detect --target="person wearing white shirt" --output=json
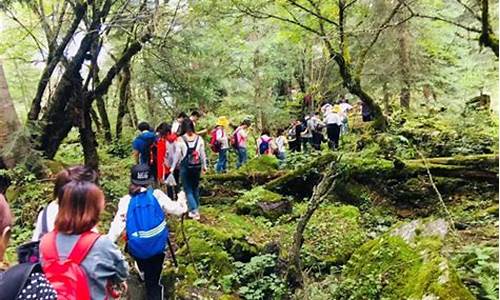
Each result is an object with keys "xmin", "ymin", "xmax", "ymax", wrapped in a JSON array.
[
  {"xmin": 340, "ymin": 99, "xmax": 353, "ymax": 134},
  {"xmin": 324, "ymin": 107, "xmax": 342, "ymax": 149},
  {"xmin": 107, "ymin": 164, "xmax": 187, "ymax": 300}
]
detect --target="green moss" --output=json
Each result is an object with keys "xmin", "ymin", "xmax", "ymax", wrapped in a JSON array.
[
  {"xmin": 238, "ymin": 155, "xmax": 279, "ymax": 173},
  {"xmin": 276, "ymin": 205, "xmax": 366, "ymax": 266},
  {"xmin": 334, "ymin": 226, "xmax": 474, "ymax": 299},
  {"xmin": 235, "ymin": 187, "xmax": 291, "ymax": 219}
]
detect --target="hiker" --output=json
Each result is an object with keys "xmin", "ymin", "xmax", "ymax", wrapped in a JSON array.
[
  {"xmin": 287, "ymin": 121, "xmax": 298, "ymax": 152},
  {"xmin": 154, "ymin": 122, "xmax": 170, "ymax": 184},
  {"xmin": 210, "ymin": 116, "xmax": 230, "ymax": 173},
  {"xmin": 321, "ymin": 101, "xmax": 333, "ymax": 117},
  {"xmin": 164, "ymin": 125, "xmax": 182, "ymax": 200},
  {"xmin": 360, "ymin": 101, "xmax": 373, "ymax": 122},
  {"xmin": 325, "ymin": 105, "xmax": 342, "ymax": 149},
  {"xmin": 275, "ymin": 128, "xmax": 288, "ymax": 162},
  {"xmin": 301, "ymin": 116, "xmax": 313, "ymax": 152},
  {"xmin": 340, "ymin": 99, "xmax": 353, "ymax": 134},
  {"xmin": 32, "ymin": 165, "xmax": 99, "ymax": 241},
  {"xmin": 232, "ymin": 118, "xmax": 251, "ymax": 168},
  {"xmin": 39, "ymin": 181, "xmax": 129, "ymax": 299},
  {"xmin": 132, "ymin": 122, "xmax": 156, "ymax": 165},
  {"xmin": 190, "ymin": 111, "xmax": 208, "ymax": 136},
  {"xmin": 179, "ymin": 119, "xmax": 207, "ymax": 220},
  {"xmin": 257, "ymin": 130, "xmax": 276, "ymax": 156},
  {"xmin": 172, "ymin": 112, "xmax": 188, "ymax": 135},
  {"xmin": 291, "ymin": 120, "xmax": 304, "ymax": 152},
  {"xmin": 154, "ymin": 122, "xmax": 181, "ymax": 193},
  {"xmin": 0, "ymin": 194, "xmax": 58, "ymax": 300},
  {"xmin": 310, "ymin": 112, "xmax": 325, "ymax": 150},
  {"xmin": 108, "ymin": 164, "xmax": 187, "ymax": 300}
]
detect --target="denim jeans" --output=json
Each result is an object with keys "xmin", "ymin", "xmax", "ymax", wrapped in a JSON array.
[
  {"xmin": 216, "ymin": 149, "xmax": 228, "ymax": 173},
  {"xmin": 236, "ymin": 147, "xmax": 247, "ymax": 168},
  {"xmin": 180, "ymin": 167, "xmax": 201, "ymax": 212}
]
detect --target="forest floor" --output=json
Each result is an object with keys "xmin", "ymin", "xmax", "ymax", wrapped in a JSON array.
[{"xmin": 4, "ymin": 109, "xmax": 499, "ymax": 300}]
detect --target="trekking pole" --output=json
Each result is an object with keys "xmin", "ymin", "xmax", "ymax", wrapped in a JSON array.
[
  {"xmin": 167, "ymin": 238, "xmax": 178, "ymax": 268},
  {"xmin": 180, "ymin": 213, "xmax": 199, "ymax": 276}
]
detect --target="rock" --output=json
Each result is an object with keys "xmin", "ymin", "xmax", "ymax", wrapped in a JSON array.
[
  {"xmin": 333, "ymin": 219, "xmax": 474, "ymax": 299},
  {"xmin": 390, "ymin": 218, "xmax": 448, "ymax": 244},
  {"xmin": 235, "ymin": 187, "xmax": 292, "ymax": 220}
]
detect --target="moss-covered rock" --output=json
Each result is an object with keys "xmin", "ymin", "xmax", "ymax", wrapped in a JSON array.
[
  {"xmin": 333, "ymin": 219, "xmax": 474, "ymax": 299},
  {"xmin": 235, "ymin": 187, "xmax": 292, "ymax": 220},
  {"xmin": 171, "ymin": 207, "xmax": 277, "ymax": 288},
  {"xmin": 276, "ymin": 204, "xmax": 366, "ymax": 267},
  {"xmin": 239, "ymin": 155, "xmax": 279, "ymax": 173}
]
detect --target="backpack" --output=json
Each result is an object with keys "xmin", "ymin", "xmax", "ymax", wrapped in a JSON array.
[
  {"xmin": 230, "ymin": 128, "xmax": 240, "ymax": 149},
  {"xmin": 40, "ymin": 231, "xmax": 100, "ymax": 300},
  {"xmin": 0, "ymin": 263, "xmax": 57, "ymax": 300},
  {"xmin": 182, "ymin": 136, "xmax": 202, "ymax": 170},
  {"xmin": 259, "ymin": 138, "xmax": 271, "ymax": 155},
  {"xmin": 126, "ymin": 188, "xmax": 169, "ymax": 259},
  {"xmin": 209, "ymin": 128, "xmax": 222, "ymax": 153}
]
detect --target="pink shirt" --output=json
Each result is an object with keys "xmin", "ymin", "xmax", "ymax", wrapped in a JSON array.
[{"xmin": 236, "ymin": 127, "xmax": 248, "ymax": 148}]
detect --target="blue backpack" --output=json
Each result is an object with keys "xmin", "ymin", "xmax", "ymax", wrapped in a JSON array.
[
  {"xmin": 126, "ymin": 188, "xmax": 168, "ymax": 259},
  {"xmin": 259, "ymin": 138, "xmax": 271, "ymax": 155}
]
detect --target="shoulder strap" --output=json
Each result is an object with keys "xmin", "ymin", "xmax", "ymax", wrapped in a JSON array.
[
  {"xmin": 41, "ymin": 206, "xmax": 49, "ymax": 236},
  {"xmin": 67, "ymin": 232, "xmax": 101, "ymax": 265},
  {"xmin": 40, "ymin": 231, "xmax": 59, "ymax": 261},
  {"xmin": 193, "ymin": 136, "xmax": 199, "ymax": 149}
]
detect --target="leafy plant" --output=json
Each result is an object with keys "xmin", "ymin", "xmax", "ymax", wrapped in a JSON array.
[{"xmin": 221, "ymin": 254, "xmax": 286, "ymax": 299}]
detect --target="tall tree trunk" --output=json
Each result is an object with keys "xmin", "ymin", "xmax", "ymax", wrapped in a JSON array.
[
  {"xmin": 79, "ymin": 97, "xmax": 99, "ymax": 170},
  {"xmin": 90, "ymin": 107, "xmax": 101, "ymax": 132},
  {"xmin": 398, "ymin": 21, "xmax": 411, "ymax": 110},
  {"xmin": 479, "ymin": 0, "xmax": 499, "ymax": 57},
  {"xmin": 96, "ymin": 95, "xmax": 112, "ymax": 140},
  {"xmin": 0, "ymin": 62, "xmax": 22, "ymax": 168},
  {"xmin": 116, "ymin": 63, "xmax": 131, "ymax": 139},
  {"xmin": 128, "ymin": 93, "xmax": 138, "ymax": 128},
  {"xmin": 383, "ymin": 82, "xmax": 392, "ymax": 115},
  {"xmin": 145, "ymin": 85, "xmax": 155, "ymax": 120}
]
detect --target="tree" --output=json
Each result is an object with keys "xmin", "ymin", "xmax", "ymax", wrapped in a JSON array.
[{"xmin": 231, "ymin": 0, "xmax": 415, "ymax": 129}]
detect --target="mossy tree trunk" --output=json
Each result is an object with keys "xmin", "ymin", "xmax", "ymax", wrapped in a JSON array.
[{"xmin": 116, "ymin": 63, "xmax": 131, "ymax": 140}]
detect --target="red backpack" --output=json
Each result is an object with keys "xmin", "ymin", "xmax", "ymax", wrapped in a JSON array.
[
  {"xmin": 209, "ymin": 128, "xmax": 222, "ymax": 153},
  {"xmin": 40, "ymin": 231, "xmax": 100, "ymax": 300}
]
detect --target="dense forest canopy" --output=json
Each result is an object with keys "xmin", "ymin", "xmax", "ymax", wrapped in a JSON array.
[{"xmin": 0, "ymin": 0, "xmax": 498, "ymax": 299}]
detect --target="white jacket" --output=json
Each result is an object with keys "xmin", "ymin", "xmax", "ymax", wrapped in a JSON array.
[{"xmin": 107, "ymin": 189, "xmax": 187, "ymax": 243}]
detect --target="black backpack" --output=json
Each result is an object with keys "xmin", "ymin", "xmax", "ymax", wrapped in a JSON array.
[
  {"xmin": 0, "ymin": 263, "xmax": 56, "ymax": 300},
  {"xmin": 182, "ymin": 136, "xmax": 202, "ymax": 170}
]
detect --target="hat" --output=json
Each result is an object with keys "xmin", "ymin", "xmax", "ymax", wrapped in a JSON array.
[
  {"xmin": 131, "ymin": 164, "xmax": 153, "ymax": 185},
  {"xmin": 216, "ymin": 116, "xmax": 229, "ymax": 128},
  {"xmin": 332, "ymin": 104, "xmax": 341, "ymax": 113}
]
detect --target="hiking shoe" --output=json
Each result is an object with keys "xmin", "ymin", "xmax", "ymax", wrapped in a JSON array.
[
  {"xmin": 134, "ymin": 261, "xmax": 145, "ymax": 281},
  {"xmin": 188, "ymin": 211, "xmax": 201, "ymax": 220}
]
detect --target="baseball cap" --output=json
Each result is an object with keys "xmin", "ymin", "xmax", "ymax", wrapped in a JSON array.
[{"xmin": 131, "ymin": 164, "xmax": 153, "ymax": 185}]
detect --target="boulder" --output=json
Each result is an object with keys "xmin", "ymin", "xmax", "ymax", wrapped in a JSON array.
[{"xmin": 333, "ymin": 218, "xmax": 474, "ymax": 299}]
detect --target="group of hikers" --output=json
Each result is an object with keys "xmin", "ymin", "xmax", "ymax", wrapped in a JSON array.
[
  {"xmin": 0, "ymin": 96, "xmax": 366, "ymax": 300},
  {"xmin": 1, "ymin": 164, "xmax": 187, "ymax": 299}
]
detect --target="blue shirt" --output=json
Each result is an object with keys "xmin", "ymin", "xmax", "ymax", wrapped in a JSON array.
[{"xmin": 132, "ymin": 131, "xmax": 156, "ymax": 164}]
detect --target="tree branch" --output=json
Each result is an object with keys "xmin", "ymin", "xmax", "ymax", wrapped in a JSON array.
[
  {"xmin": 231, "ymin": 0, "xmax": 323, "ymax": 36},
  {"xmin": 287, "ymin": 0, "xmax": 339, "ymax": 27},
  {"xmin": 355, "ymin": 0, "xmax": 408, "ymax": 77},
  {"xmin": 28, "ymin": 2, "xmax": 88, "ymax": 121}
]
